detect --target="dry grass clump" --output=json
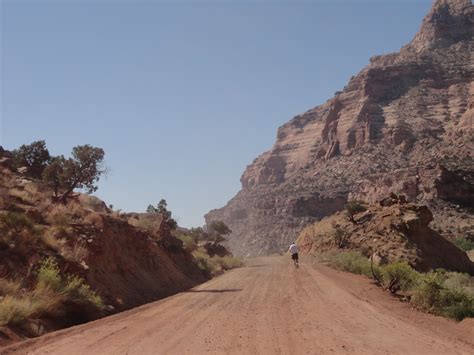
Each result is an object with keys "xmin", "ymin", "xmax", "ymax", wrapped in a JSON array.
[
  {"xmin": 61, "ymin": 242, "xmax": 89, "ymax": 263},
  {"xmin": 0, "ymin": 258, "xmax": 102, "ymax": 327},
  {"xmin": 83, "ymin": 212, "xmax": 103, "ymax": 229},
  {"xmin": 0, "ymin": 296, "xmax": 40, "ymax": 325},
  {"xmin": 0, "ymin": 277, "xmax": 22, "ymax": 297},
  {"xmin": 44, "ymin": 204, "xmax": 73, "ymax": 225},
  {"xmin": 40, "ymin": 230, "xmax": 67, "ymax": 252},
  {"xmin": 0, "ymin": 212, "xmax": 41, "ymax": 252},
  {"xmin": 214, "ymin": 256, "xmax": 244, "ymax": 270},
  {"xmin": 192, "ymin": 248, "xmax": 243, "ymax": 276},
  {"xmin": 322, "ymin": 251, "xmax": 375, "ymax": 278}
]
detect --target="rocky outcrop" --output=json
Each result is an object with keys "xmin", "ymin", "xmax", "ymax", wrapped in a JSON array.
[
  {"xmin": 297, "ymin": 197, "xmax": 474, "ymax": 274},
  {"xmin": 206, "ymin": 0, "xmax": 474, "ymax": 256}
]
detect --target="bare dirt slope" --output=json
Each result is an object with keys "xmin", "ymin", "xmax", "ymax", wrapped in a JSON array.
[{"xmin": 3, "ymin": 256, "xmax": 474, "ymax": 355}]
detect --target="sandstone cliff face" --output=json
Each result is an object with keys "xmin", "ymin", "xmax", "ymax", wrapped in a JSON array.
[{"xmin": 206, "ymin": 0, "xmax": 474, "ymax": 256}]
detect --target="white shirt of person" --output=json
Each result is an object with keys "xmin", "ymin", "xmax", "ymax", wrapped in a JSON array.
[{"xmin": 289, "ymin": 243, "xmax": 298, "ymax": 254}]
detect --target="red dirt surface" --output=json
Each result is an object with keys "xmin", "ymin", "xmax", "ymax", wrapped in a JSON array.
[{"xmin": 3, "ymin": 256, "xmax": 473, "ymax": 354}]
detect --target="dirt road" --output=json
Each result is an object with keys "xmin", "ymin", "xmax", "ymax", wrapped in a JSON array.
[{"xmin": 4, "ymin": 256, "xmax": 474, "ymax": 354}]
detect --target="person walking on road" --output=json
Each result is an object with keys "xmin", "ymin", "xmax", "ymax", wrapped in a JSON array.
[{"xmin": 288, "ymin": 242, "xmax": 299, "ymax": 268}]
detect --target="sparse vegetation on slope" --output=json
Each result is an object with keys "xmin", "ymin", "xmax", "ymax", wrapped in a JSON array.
[
  {"xmin": 0, "ymin": 145, "xmax": 209, "ymax": 345},
  {"xmin": 173, "ymin": 220, "xmax": 242, "ymax": 276},
  {"xmin": 321, "ymin": 251, "xmax": 474, "ymax": 320},
  {"xmin": 192, "ymin": 248, "xmax": 243, "ymax": 276},
  {"xmin": 0, "ymin": 258, "xmax": 102, "ymax": 327}
]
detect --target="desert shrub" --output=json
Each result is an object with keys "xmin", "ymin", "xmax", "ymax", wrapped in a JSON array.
[
  {"xmin": 440, "ymin": 288, "xmax": 474, "ymax": 320},
  {"xmin": 36, "ymin": 258, "xmax": 62, "ymax": 292},
  {"xmin": 332, "ymin": 224, "xmax": 349, "ymax": 248},
  {"xmin": 326, "ymin": 251, "xmax": 373, "ymax": 277},
  {"xmin": 453, "ymin": 237, "xmax": 474, "ymax": 251},
  {"xmin": 412, "ymin": 271, "xmax": 474, "ymax": 320},
  {"xmin": 221, "ymin": 256, "xmax": 243, "ymax": 270},
  {"xmin": 443, "ymin": 271, "xmax": 474, "ymax": 296},
  {"xmin": 411, "ymin": 271, "xmax": 445, "ymax": 312},
  {"xmin": 324, "ymin": 252, "xmax": 474, "ymax": 321},
  {"xmin": 0, "ymin": 257, "xmax": 103, "ymax": 327},
  {"xmin": 211, "ymin": 256, "xmax": 243, "ymax": 271},
  {"xmin": 177, "ymin": 234, "xmax": 198, "ymax": 253},
  {"xmin": 345, "ymin": 200, "xmax": 366, "ymax": 224},
  {"xmin": 192, "ymin": 249, "xmax": 242, "ymax": 276},
  {"xmin": 192, "ymin": 248, "xmax": 216, "ymax": 275},
  {"xmin": 63, "ymin": 275, "xmax": 103, "ymax": 308},
  {"xmin": 36, "ymin": 257, "xmax": 101, "ymax": 305},
  {"xmin": 381, "ymin": 262, "xmax": 419, "ymax": 294}
]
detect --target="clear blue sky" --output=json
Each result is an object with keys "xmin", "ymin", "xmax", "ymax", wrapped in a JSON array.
[{"xmin": 1, "ymin": 0, "xmax": 432, "ymax": 227}]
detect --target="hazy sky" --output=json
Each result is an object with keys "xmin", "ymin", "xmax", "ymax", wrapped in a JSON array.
[{"xmin": 1, "ymin": 0, "xmax": 432, "ymax": 227}]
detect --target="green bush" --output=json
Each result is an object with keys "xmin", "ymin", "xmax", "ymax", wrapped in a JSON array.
[
  {"xmin": 381, "ymin": 262, "xmax": 419, "ymax": 293},
  {"xmin": 63, "ymin": 275, "xmax": 103, "ymax": 308},
  {"xmin": 411, "ymin": 270, "xmax": 474, "ymax": 321},
  {"xmin": 411, "ymin": 271, "xmax": 445, "ymax": 312},
  {"xmin": 36, "ymin": 258, "xmax": 62, "ymax": 292},
  {"xmin": 327, "ymin": 251, "xmax": 372, "ymax": 276},
  {"xmin": 192, "ymin": 248, "xmax": 216, "ymax": 275},
  {"xmin": 36, "ymin": 258, "xmax": 102, "ymax": 306},
  {"xmin": 453, "ymin": 237, "xmax": 474, "ymax": 252},
  {"xmin": 443, "ymin": 271, "xmax": 474, "ymax": 296},
  {"xmin": 440, "ymin": 288, "xmax": 474, "ymax": 320},
  {"xmin": 324, "ymin": 252, "xmax": 474, "ymax": 321}
]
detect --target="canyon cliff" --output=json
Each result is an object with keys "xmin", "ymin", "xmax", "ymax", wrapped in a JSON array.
[{"xmin": 206, "ymin": 0, "xmax": 474, "ymax": 256}]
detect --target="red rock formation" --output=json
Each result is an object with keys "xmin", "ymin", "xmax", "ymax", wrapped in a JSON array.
[
  {"xmin": 297, "ymin": 197, "xmax": 474, "ymax": 274},
  {"xmin": 206, "ymin": 0, "xmax": 473, "ymax": 256}
]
